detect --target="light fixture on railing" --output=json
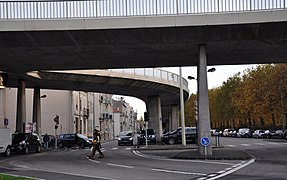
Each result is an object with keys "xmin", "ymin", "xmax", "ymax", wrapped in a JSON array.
[{"xmin": 0, "ymin": 72, "xmax": 9, "ymax": 89}]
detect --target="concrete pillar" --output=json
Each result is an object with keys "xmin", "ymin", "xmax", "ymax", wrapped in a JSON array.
[
  {"xmin": 33, "ymin": 87, "xmax": 41, "ymax": 136},
  {"xmin": 171, "ymin": 105, "xmax": 179, "ymax": 130},
  {"xmin": 197, "ymin": 44, "xmax": 212, "ymax": 156},
  {"xmin": 16, "ymin": 80, "xmax": 26, "ymax": 132},
  {"xmin": 147, "ymin": 95, "xmax": 162, "ymax": 142},
  {"xmin": 168, "ymin": 112, "xmax": 172, "ymax": 131}
]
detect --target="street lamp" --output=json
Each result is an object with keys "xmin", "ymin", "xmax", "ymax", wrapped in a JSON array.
[{"xmin": 187, "ymin": 67, "xmax": 216, "ymax": 147}]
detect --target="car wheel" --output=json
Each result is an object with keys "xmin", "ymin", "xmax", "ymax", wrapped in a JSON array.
[
  {"xmin": 118, "ymin": 143, "xmax": 121, "ymax": 146},
  {"xmin": 168, "ymin": 138, "xmax": 175, "ymax": 145},
  {"xmin": 80, "ymin": 142, "xmax": 85, "ymax": 149},
  {"xmin": 5, "ymin": 146, "xmax": 11, "ymax": 156},
  {"xmin": 36, "ymin": 145, "xmax": 41, "ymax": 153},
  {"xmin": 24, "ymin": 146, "xmax": 29, "ymax": 154},
  {"xmin": 58, "ymin": 142, "xmax": 64, "ymax": 148},
  {"xmin": 130, "ymin": 141, "xmax": 133, "ymax": 146}
]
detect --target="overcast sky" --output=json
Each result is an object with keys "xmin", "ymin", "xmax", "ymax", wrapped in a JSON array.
[{"xmin": 114, "ymin": 64, "xmax": 257, "ymax": 119}]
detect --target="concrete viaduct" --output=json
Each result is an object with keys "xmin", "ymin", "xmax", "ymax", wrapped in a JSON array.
[{"xmin": 1, "ymin": 0, "xmax": 287, "ymax": 155}]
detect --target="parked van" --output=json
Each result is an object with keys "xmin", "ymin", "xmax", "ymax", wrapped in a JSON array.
[{"xmin": 0, "ymin": 128, "xmax": 12, "ymax": 156}]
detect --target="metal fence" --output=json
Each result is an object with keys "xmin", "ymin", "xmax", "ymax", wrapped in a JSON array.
[
  {"xmin": 0, "ymin": 0, "xmax": 286, "ymax": 19},
  {"xmin": 109, "ymin": 68, "xmax": 189, "ymax": 89}
]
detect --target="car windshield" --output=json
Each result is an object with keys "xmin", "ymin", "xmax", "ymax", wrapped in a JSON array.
[
  {"xmin": 76, "ymin": 134, "xmax": 89, "ymax": 140},
  {"xmin": 119, "ymin": 131, "xmax": 132, "ymax": 136},
  {"xmin": 141, "ymin": 129, "xmax": 155, "ymax": 135},
  {"xmin": 12, "ymin": 133, "xmax": 27, "ymax": 141}
]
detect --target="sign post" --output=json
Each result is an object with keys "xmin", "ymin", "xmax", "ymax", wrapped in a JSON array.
[
  {"xmin": 54, "ymin": 115, "xmax": 59, "ymax": 149},
  {"xmin": 200, "ymin": 137, "xmax": 210, "ymax": 156}
]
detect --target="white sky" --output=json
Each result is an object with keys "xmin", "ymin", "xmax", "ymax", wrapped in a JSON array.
[{"xmin": 115, "ymin": 64, "xmax": 257, "ymax": 119}]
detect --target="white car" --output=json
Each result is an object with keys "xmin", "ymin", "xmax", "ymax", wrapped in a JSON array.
[{"xmin": 0, "ymin": 128, "xmax": 12, "ymax": 156}]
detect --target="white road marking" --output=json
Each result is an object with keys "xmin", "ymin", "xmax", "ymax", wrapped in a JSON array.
[
  {"xmin": 133, "ymin": 150, "xmax": 235, "ymax": 166},
  {"xmin": 107, "ymin": 163, "xmax": 134, "ymax": 169},
  {"xmin": 86, "ymin": 157, "xmax": 101, "ymax": 163},
  {"xmin": 12, "ymin": 164, "xmax": 115, "ymax": 180},
  {"xmin": 206, "ymin": 159, "xmax": 255, "ymax": 180},
  {"xmin": 152, "ymin": 168, "xmax": 206, "ymax": 176},
  {"xmin": 111, "ymin": 147, "xmax": 118, "ymax": 150},
  {"xmin": 225, "ymin": 145, "xmax": 236, "ymax": 147},
  {"xmin": 125, "ymin": 148, "xmax": 132, "ymax": 150},
  {"xmin": 240, "ymin": 144, "xmax": 251, "ymax": 146}
]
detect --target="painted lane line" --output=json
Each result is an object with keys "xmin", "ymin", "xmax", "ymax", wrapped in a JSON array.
[
  {"xmin": 111, "ymin": 147, "xmax": 118, "ymax": 150},
  {"xmin": 133, "ymin": 150, "xmax": 236, "ymax": 166},
  {"xmin": 152, "ymin": 168, "xmax": 206, "ymax": 176},
  {"xmin": 12, "ymin": 164, "xmax": 115, "ymax": 180},
  {"xmin": 107, "ymin": 163, "xmax": 134, "ymax": 169},
  {"xmin": 207, "ymin": 174, "xmax": 217, "ymax": 177},
  {"xmin": 240, "ymin": 144, "xmax": 251, "ymax": 146},
  {"xmin": 207, "ymin": 159, "xmax": 255, "ymax": 180},
  {"xmin": 216, "ymin": 170, "xmax": 226, "ymax": 174},
  {"xmin": 87, "ymin": 158, "xmax": 101, "ymax": 163},
  {"xmin": 197, "ymin": 177, "xmax": 207, "ymax": 180},
  {"xmin": 125, "ymin": 148, "xmax": 132, "ymax": 150},
  {"xmin": 225, "ymin": 145, "xmax": 236, "ymax": 147}
]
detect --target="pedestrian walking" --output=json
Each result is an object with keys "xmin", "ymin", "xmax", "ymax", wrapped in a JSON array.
[
  {"xmin": 87, "ymin": 129, "xmax": 104, "ymax": 159},
  {"xmin": 43, "ymin": 133, "xmax": 50, "ymax": 149}
]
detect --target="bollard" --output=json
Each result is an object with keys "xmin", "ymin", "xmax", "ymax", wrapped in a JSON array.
[
  {"xmin": 215, "ymin": 134, "xmax": 220, "ymax": 147},
  {"xmin": 137, "ymin": 136, "xmax": 140, "ymax": 148}
]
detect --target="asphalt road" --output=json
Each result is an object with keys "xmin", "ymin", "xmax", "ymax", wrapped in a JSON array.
[{"xmin": 0, "ymin": 138, "xmax": 287, "ymax": 180}]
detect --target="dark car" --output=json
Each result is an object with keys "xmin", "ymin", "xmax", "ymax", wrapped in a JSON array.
[
  {"xmin": 57, "ymin": 133, "xmax": 92, "ymax": 149},
  {"xmin": 117, "ymin": 131, "xmax": 133, "ymax": 146},
  {"xmin": 11, "ymin": 132, "xmax": 41, "ymax": 154},
  {"xmin": 161, "ymin": 127, "xmax": 197, "ymax": 145},
  {"xmin": 273, "ymin": 130, "xmax": 284, "ymax": 139},
  {"xmin": 139, "ymin": 129, "xmax": 156, "ymax": 145},
  {"xmin": 41, "ymin": 134, "xmax": 55, "ymax": 148}
]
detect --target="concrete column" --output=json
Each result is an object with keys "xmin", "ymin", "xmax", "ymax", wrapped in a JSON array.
[
  {"xmin": 33, "ymin": 87, "xmax": 41, "ymax": 136},
  {"xmin": 147, "ymin": 95, "xmax": 162, "ymax": 142},
  {"xmin": 197, "ymin": 44, "xmax": 212, "ymax": 156},
  {"xmin": 168, "ymin": 112, "xmax": 172, "ymax": 131},
  {"xmin": 16, "ymin": 80, "xmax": 26, "ymax": 132},
  {"xmin": 171, "ymin": 105, "xmax": 179, "ymax": 130}
]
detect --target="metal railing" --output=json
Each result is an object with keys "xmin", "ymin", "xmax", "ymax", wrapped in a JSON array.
[
  {"xmin": 108, "ymin": 68, "xmax": 189, "ymax": 89},
  {"xmin": 0, "ymin": 0, "xmax": 286, "ymax": 19}
]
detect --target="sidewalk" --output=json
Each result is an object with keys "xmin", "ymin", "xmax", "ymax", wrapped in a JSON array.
[{"xmin": 134, "ymin": 144, "xmax": 252, "ymax": 160}]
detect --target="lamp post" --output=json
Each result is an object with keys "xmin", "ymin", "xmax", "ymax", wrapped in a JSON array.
[
  {"xmin": 187, "ymin": 67, "xmax": 216, "ymax": 148},
  {"xmin": 179, "ymin": 67, "xmax": 186, "ymax": 146}
]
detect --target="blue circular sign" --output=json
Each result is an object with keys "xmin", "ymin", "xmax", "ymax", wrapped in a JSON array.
[{"xmin": 200, "ymin": 137, "xmax": 210, "ymax": 147}]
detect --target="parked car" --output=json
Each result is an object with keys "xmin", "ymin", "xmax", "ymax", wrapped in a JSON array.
[
  {"xmin": 11, "ymin": 132, "xmax": 41, "ymax": 154},
  {"xmin": 273, "ymin": 130, "xmax": 284, "ymax": 139},
  {"xmin": 139, "ymin": 129, "xmax": 156, "ymax": 145},
  {"xmin": 211, "ymin": 129, "xmax": 222, "ymax": 136},
  {"xmin": 223, "ymin": 128, "xmax": 236, "ymax": 137},
  {"xmin": 237, "ymin": 128, "xmax": 251, "ymax": 138},
  {"xmin": 57, "ymin": 133, "xmax": 93, "ymax": 149},
  {"xmin": 161, "ymin": 127, "xmax": 197, "ymax": 145},
  {"xmin": 252, "ymin": 129, "xmax": 266, "ymax": 138},
  {"xmin": 41, "ymin": 134, "xmax": 55, "ymax": 148},
  {"xmin": 117, "ymin": 131, "xmax": 133, "ymax": 146},
  {"xmin": 0, "ymin": 128, "xmax": 12, "ymax": 156}
]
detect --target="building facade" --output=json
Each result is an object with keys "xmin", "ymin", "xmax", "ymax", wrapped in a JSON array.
[{"xmin": 0, "ymin": 88, "xmax": 139, "ymax": 140}]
